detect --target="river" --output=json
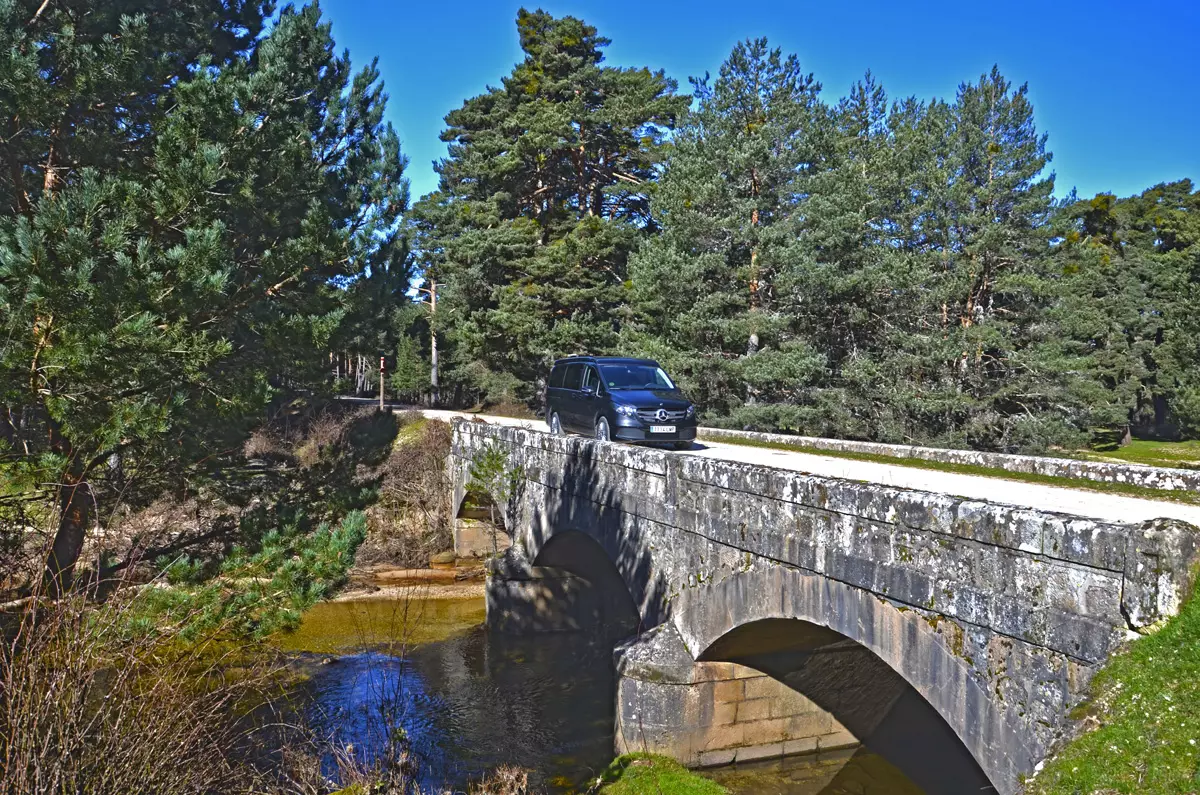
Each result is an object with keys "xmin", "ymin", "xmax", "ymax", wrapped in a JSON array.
[{"xmin": 278, "ymin": 594, "xmax": 926, "ymax": 794}]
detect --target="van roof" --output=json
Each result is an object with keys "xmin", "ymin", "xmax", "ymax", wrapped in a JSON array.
[{"xmin": 552, "ymin": 356, "xmax": 658, "ymax": 367}]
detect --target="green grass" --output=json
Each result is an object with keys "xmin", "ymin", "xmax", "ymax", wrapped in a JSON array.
[
  {"xmin": 1028, "ymin": 591, "xmax": 1200, "ymax": 794},
  {"xmin": 1075, "ymin": 438, "xmax": 1200, "ymax": 470},
  {"xmin": 700, "ymin": 432, "xmax": 1200, "ymax": 506},
  {"xmin": 594, "ymin": 754, "xmax": 729, "ymax": 795}
]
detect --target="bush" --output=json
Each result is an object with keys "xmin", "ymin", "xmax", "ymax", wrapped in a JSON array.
[{"xmin": 358, "ymin": 419, "xmax": 454, "ymax": 568}]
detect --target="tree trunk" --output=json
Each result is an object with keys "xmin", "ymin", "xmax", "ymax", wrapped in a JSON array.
[
  {"xmin": 43, "ymin": 434, "xmax": 93, "ymax": 596},
  {"xmin": 747, "ymin": 170, "xmax": 761, "ymax": 356}
]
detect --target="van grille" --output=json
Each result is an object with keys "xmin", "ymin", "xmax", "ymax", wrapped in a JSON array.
[{"xmin": 636, "ymin": 408, "xmax": 688, "ymax": 423}]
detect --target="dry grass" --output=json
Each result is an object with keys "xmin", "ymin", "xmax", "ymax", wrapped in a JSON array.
[
  {"xmin": 0, "ymin": 589, "xmax": 278, "ymax": 795},
  {"xmin": 358, "ymin": 419, "xmax": 454, "ymax": 569}
]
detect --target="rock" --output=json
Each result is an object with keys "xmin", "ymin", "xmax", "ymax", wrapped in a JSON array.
[{"xmin": 430, "ymin": 549, "xmax": 457, "ymax": 566}]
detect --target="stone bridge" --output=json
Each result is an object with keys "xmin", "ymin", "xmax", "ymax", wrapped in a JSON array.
[{"xmin": 448, "ymin": 420, "xmax": 1200, "ymax": 795}]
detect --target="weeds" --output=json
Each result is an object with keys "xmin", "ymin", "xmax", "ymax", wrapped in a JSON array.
[{"xmin": 0, "ymin": 588, "xmax": 277, "ymax": 795}]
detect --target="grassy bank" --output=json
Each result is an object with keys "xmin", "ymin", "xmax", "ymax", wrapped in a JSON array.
[
  {"xmin": 701, "ymin": 433, "xmax": 1200, "ymax": 506},
  {"xmin": 594, "ymin": 754, "xmax": 728, "ymax": 794},
  {"xmin": 1075, "ymin": 438, "xmax": 1200, "ymax": 470},
  {"xmin": 1027, "ymin": 592, "xmax": 1200, "ymax": 793}
]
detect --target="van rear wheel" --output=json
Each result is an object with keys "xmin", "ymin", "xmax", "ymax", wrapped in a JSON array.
[
  {"xmin": 549, "ymin": 412, "xmax": 563, "ymax": 436},
  {"xmin": 595, "ymin": 417, "xmax": 611, "ymax": 442}
]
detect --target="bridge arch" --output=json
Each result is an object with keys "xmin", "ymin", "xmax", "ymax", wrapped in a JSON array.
[
  {"xmin": 671, "ymin": 563, "xmax": 1036, "ymax": 794},
  {"xmin": 695, "ymin": 617, "xmax": 991, "ymax": 794},
  {"xmin": 530, "ymin": 529, "xmax": 641, "ymax": 638}
]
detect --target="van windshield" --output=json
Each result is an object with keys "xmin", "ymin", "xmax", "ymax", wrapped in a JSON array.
[{"xmin": 599, "ymin": 364, "xmax": 676, "ymax": 391}]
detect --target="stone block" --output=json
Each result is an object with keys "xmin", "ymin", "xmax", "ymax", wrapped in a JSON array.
[
  {"xmin": 734, "ymin": 698, "xmax": 771, "ymax": 723},
  {"xmin": 712, "ymin": 679, "xmax": 744, "ymax": 702},
  {"xmin": 818, "ymin": 728, "xmax": 859, "ymax": 750},
  {"xmin": 702, "ymin": 724, "xmax": 744, "ymax": 751},
  {"xmin": 742, "ymin": 675, "xmax": 782, "ymax": 700},
  {"xmin": 770, "ymin": 690, "xmax": 819, "ymax": 718},
  {"xmin": 786, "ymin": 711, "xmax": 834, "ymax": 738},
  {"xmin": 740, "ymin": 717, "xmax": 791, "ymax": 746},
  {"xmin": 698, "ymin": 749, "xmax": 736, "ymax": 767},
  {"xmin": 711, "ymin": 701, "xmax": 738, "ymax": 727},
  {"xmin": 783, "ymin": 736, "xmax": 821, "ymax": 756},
  {"xmin": 735, "ymin": 742, "xmax": 786, "ymax": 762}
]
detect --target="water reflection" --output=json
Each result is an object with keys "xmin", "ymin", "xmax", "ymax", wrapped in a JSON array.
[
  {"xmin": 289, "ymin": 598, "xmax": 928, "ymax": 794},
  {"xmin": 298, "ymin": 625, "xmax": 617, "ymax": 792},
  {"xmin": 704, "ymin": 747, "xmax": 925, "ymax": 795}
]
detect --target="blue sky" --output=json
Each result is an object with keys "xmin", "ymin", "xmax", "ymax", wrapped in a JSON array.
[{"xmin": 320, "ymin": 0, "xmax": 1199, "ymax": 202}]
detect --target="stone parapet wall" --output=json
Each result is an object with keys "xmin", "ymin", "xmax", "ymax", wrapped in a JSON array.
[{"xmin": 698, "ymin": 426, "xmax": 1200, "ymax": 493}]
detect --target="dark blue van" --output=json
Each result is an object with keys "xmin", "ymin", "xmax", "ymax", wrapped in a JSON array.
[{"xmin": 545, "ymin": 356, "xmax": 697, "ymax": 448}]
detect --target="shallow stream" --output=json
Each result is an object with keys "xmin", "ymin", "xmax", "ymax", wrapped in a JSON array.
[{"xmin": 281, "ymin": 595, "xmax": 925, "ymax": 794}]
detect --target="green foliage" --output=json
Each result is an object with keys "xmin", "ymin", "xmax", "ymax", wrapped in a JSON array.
[
  {"xmin": 468, "ymin": 443, "xmax": 526, "ymax": 510},
  {"xmin": 1052, "ymin": 179, "xmax": 1200, "ymax": 440},
  {"xmin": 594, "ymin": 754, "xmax": 728, "ymax": 795},
  {"xmin": 627, "ymin": 39, "xmax": 823, "ymax": 420},
  {"xmin": 0, "ymin": 0, "xmax": 407, "ymax": 583},
  {"xmin": 391, "ymin": 326, "xmax": 431, "ymax": 401},
  {"xmin": 142, "ymin": 511, "xmax": 367, "ymax": 640},
  {"xmin": 413, "ymin": 9, "xmax": 689, "ymax": 406},
  {"xmin": 629, "ymin": 48, "xmax": 1086, "ymax": 451},
  {"xmin": 468, "ymin": 442, "xmax": 525, "ymax": 557},
  {"xmin": 1029, "ymin": 591, "xmax": 1200, "ymax": 794}
]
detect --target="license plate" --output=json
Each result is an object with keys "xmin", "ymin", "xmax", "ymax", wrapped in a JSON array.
[{"xmin": 650, "ymin": 425, "xmax": 676, "ymax": 433}]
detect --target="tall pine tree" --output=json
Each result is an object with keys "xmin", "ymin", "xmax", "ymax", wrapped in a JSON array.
[
  {"xmin": 413, "ymin": 9, "xmax": 688, "ymax": 404},
  {"xmin": 1053, "ymin": 180, "xmax": 1200, "ymax": 439},
  {"xmin": 627, "ymin": 39, "xmax": 823, "ymax": 421}
]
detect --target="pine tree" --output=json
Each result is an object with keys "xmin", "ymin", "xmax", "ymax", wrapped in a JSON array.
[
  {"xmin": 413, "ymin": 9, "xmax": 688, "ymax": 404},
  {"xmin": 1054, "ymin": 180, "xmax": 1200, "ymax": 439},
  {"xmin": 0, "ymin": 1, "xmax": 408, "ymax": 590},
  {"xmin": 876, "ymin": 68, "xmax": 1072, "ymax": 450},
  {"xmin": 627, "ymin": 39, "xmax": 823, "ymax": 421}
]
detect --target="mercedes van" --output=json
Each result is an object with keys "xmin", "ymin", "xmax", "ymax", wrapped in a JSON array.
[{"xmin": 545, "ymin": 356, "xmax": 697, "ymax": 448}]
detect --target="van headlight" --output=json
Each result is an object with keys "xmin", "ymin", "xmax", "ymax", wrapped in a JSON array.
[
  {"xmin": 685, "ymin": 405, "xmax": 696, "ymax": 418},
  {"xmin": 615, "ymin": 404, "xmax": 638, "ymax": 417}
]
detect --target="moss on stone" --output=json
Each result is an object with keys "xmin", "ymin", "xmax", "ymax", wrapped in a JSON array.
[{"xmin": 594, "ymin": 754, "xmax": 728, "ymax": 795}]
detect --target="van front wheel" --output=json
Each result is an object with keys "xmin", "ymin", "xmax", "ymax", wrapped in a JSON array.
[{"xmin": 595, "ymin": 417, "xmax": 611, "ymax": 442}]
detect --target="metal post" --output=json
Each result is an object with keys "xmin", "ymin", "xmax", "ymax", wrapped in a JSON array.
[
  {"xmin": 429, "ymin": 278, "xmax": 439, "ymax": 407},
  {"xmin": 379, "ymin": 355, "xmax": 385, "ymax": 410}
]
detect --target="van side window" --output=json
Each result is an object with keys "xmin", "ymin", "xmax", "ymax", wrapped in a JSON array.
[
  {"xmin": 563, "ymin": 363, "xmax": 584, "ymax": 390},
  {"xmin": 549, "ymin": 365, "xmax": 566, "ymax": 388},
  {"xmin": 583, "ymin": 366, "xmax": 600, "ymax": 392}
]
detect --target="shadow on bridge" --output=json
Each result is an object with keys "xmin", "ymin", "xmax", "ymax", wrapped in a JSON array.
[
  {"xmin": 518, "ymin": 441, "xmax": 673, "ymax": 638},
  {"xmin": 699, "ymin": 618, "xmax": 995, "ymax": 795}
]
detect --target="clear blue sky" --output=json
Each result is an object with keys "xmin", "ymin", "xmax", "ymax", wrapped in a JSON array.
[{"xmin": 320, "ymin": 0, "xmax": 1199, "ymax": 202}]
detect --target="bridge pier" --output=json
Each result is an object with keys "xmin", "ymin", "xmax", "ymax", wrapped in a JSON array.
[
  {"xmin": 485, "ymin": 549, "xmax": 604, "ymax": 633},
  {"xmin": 614, "ymin": 623, "xmax": 858, "ymax": 767},
  {"xmin": 486, "ymin": 547, "xmax": 642, "ymax": 638}
]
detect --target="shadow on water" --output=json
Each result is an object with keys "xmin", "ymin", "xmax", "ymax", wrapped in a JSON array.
[
  {"xmin": 291, "ymin": 612, "xmax": 934, "ymax": 794},
  {"xmin": 295, "ymin": 623, "xmax": 619, "ymax": 793},
  {"xmin": 704, "ymin": 746, "xmax": 925, "ymax": 795}
]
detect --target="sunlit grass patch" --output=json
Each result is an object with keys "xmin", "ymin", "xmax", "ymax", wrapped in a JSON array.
[
  {"xmin": 1028, "ymin": 592, "xmax": 1200, "ymax": 793},
  {"xmin": 594, "ymin": 754, "xmax": 729, "ymax": 794}
]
